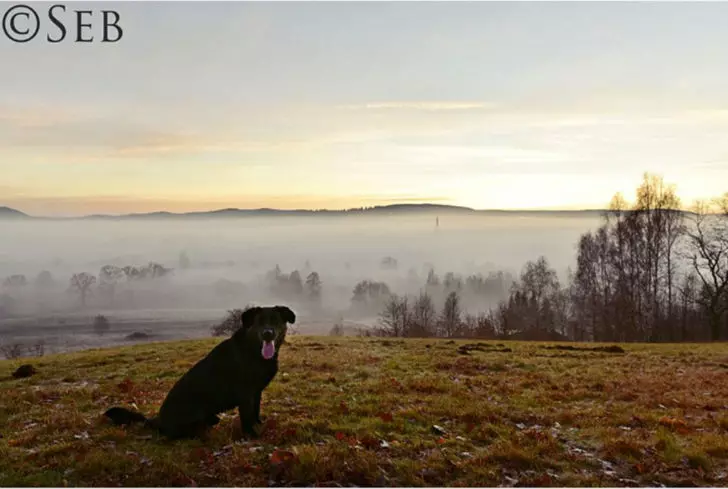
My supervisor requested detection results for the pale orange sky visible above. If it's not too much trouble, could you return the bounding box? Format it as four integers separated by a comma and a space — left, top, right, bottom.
1, 3, 727, 216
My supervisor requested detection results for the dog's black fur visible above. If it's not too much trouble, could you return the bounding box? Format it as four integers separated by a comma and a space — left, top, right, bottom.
104, 305, 295, 439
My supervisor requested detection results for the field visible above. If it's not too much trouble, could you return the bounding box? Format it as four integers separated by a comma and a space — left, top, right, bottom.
2, 337, 728, 487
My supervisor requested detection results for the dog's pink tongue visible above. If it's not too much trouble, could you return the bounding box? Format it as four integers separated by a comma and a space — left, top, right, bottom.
262, 340, 276, 360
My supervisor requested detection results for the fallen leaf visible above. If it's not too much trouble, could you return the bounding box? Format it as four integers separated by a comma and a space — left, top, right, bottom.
117, 379, 134, 393
360, 435, 379, 449
379, 412, 394, 423
270, 449, 296, 466
658, 416, 689, 433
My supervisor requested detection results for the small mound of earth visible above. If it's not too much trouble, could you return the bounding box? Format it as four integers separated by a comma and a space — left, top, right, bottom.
541, 344, 625, 354
125, 331, 152, 341
12, 364, 36, 379
457, 343, 512, 354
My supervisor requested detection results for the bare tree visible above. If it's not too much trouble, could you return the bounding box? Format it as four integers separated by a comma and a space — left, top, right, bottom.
99, 265, 124, 306
411, 291, 437, 337
69, 272, 96, 307
329, 320, 345, 336
3, 274, 27, 289
633, 173, 684, 340
439, 291, 462, 338
142, 262, 172, 280
378, 294, 410, 337
30, 340, 45, 357
571, 174, 689, 342
211, 306, 254, 337
685, 201, 728, 340
0, 338, 24, 359
288, 270, 304, 297
351, 280, 392, 314
34, 271, 55, 289
305, 272, 322, 305
93, 314, 111, 335
677, 272, 700, 341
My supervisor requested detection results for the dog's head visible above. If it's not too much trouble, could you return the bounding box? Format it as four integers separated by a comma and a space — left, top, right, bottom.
234, 305, 295, 360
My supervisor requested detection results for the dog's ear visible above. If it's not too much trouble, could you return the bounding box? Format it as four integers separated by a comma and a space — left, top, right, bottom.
240, 307, 262, 329
275, 306, 296, 324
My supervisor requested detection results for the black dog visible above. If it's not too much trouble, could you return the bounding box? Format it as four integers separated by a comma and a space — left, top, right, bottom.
104, 305, 295, 439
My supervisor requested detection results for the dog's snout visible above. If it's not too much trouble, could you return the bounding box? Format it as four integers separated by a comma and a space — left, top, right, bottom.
262, 329, 275, 342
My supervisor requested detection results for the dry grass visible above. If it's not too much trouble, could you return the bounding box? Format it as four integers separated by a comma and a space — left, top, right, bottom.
1, 337, 728, 486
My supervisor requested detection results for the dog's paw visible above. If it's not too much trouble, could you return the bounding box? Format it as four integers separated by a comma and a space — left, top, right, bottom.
241, 428, 260, 439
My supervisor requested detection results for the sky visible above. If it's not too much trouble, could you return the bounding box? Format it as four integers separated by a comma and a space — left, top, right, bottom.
1, 1, 727, 216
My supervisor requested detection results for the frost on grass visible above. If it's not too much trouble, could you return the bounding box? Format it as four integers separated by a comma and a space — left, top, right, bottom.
1, 338, 728, 486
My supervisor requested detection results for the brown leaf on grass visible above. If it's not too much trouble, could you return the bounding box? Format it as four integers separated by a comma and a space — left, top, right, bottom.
190, 447, 214, 465
339, 401, 350, 414
378, 411, 394, 422
630, 415, 646, 428
360, 435, 380, 449
531, 473, 553, 486
335, 432, 347, 441
436, 437, 446, 445
658, 416, 689, 433
237, 463, 261, 474
270, 449, 297, 466
117, 378, 134, 393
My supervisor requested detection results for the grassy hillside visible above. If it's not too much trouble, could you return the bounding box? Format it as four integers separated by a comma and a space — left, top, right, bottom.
2, 337, 728, 487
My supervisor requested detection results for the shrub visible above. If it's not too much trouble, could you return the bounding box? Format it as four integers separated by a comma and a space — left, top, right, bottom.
93, 314, 110, 335
211, 307, 250, 337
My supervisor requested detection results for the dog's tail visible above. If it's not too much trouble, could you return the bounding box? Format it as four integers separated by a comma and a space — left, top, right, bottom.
104, 406, 157, 428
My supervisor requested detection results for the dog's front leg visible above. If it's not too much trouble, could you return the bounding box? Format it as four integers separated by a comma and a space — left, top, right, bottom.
237, 394, 258, 438
253, 389, 263, 425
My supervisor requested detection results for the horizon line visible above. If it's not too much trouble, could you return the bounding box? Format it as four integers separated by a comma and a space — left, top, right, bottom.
0, 202, 652, 220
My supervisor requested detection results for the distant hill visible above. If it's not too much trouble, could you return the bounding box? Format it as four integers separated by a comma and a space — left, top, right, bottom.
0, 206, 29, 219
81, 203, 477, 220
0, 203, 609, 220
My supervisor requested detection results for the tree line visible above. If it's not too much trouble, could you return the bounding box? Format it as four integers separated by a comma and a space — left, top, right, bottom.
0, 262, 173, 315
371, 174, 728, 342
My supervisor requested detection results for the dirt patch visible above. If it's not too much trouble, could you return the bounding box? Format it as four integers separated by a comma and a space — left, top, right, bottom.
12, 364, 36, 379
540, 345, 625, 354
125, 332, 152, 341
457, 343, 513, 355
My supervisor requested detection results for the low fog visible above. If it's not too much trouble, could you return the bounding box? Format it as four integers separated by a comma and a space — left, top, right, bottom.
0, 212, 601, 353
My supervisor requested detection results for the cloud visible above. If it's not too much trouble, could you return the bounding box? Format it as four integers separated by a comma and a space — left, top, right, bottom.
335, 101, 495, 111
0, 105, 80, 129
109, 137, 307, 158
